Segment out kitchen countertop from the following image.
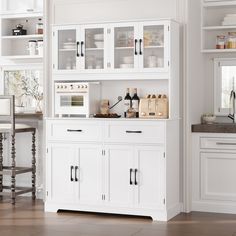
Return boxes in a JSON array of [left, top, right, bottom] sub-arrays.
[[192, 123, 236, 133]]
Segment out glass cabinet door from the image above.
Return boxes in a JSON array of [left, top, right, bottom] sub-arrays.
[[113, 24, 138, 70], [57, 28, 78, 71], [140, 23, 168, 71], [80, 27, 105, 70]]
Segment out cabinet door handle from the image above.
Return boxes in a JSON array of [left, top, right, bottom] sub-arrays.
[[130, 169, 133, 185], [216, 142, 236, 146], [75, 166, 79, 182], [77, 42, 80, 57], [134, 169, 138, 185], [126, 130, 142, 134], [134, 39, 138, 55], [81, 41, 84, 57], [70, 166, 74, 182], [139, 39, 143, 55], [67, 129, 82, 132]]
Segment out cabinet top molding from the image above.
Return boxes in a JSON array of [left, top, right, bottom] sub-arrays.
[[52, 18, 179, 27]]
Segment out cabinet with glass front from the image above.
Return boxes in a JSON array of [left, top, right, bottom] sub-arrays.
[[52, 20, 172, 74]]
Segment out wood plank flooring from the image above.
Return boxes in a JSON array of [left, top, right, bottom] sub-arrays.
[[0, 197, 236, 236]]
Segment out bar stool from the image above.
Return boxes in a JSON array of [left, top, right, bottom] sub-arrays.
[[0, 95, 36, 204]]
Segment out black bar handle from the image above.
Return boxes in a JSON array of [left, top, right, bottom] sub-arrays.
[[77, 42, 80, 57], [130, 169, 133, 185], [139, 39, 143, 55], [134, 169, 138, 185], [134, 39, 138, 55], [81, 41, 84, 57], [75, 166, 78, 182], [70, 166, 74, 182], [67, 129, 82, 132], [126, 131, 142, 134]]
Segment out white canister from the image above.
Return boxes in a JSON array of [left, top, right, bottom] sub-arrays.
[[27, 40, 37, 55], [37, 40, 44, 56]]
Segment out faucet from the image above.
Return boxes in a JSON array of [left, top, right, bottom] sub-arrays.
[[228, 77, 236, 123]]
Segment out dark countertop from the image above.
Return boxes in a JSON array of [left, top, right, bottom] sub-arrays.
[[192, 123, 236, 133], [15, 113, 43, 120]]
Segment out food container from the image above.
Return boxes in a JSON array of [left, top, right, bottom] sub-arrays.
[[12, 24, 27, 36], [227, 32, 236, 49], [37, 40, 43, 56], [36, 18, 43, 34], [216, 35, 226, 49], [27, 40, 37, 55]]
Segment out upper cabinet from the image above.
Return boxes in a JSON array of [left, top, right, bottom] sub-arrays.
[[1, 0, 43, 16], [52, 20, 172, 76]]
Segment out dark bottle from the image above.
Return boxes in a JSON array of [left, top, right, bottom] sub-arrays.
[[124, 88, 132, 118], [131, 88, 140, 118]]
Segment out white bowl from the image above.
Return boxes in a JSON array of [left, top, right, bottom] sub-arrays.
[[94, 34, 104, 40], [123, 56, 133, 64], [95, 41, 104, 48]]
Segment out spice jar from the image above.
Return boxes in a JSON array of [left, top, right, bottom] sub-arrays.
[[36, 18, 43, 34], [227, 32, 236, 49], [216, 35, 225, 49]]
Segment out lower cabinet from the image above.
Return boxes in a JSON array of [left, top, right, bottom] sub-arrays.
[[192, 133, 236, 214], [47, 143, 102, 206], [45, 119, 180, 221]]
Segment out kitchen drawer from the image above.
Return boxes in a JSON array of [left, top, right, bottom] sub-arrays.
[[47, 120, 102, 142], [104, 121, 165, 144], [200, 137, 236, 150]]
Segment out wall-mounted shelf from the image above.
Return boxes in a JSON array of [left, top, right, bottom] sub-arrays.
[[1, 12, 43, 20], [201, 0, 236, 53], [2, 55, 43, 60], [2, 34, 43, 40]]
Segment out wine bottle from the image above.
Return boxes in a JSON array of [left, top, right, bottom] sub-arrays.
[[132, 88, 140, 118], [124, 88, 132, 118]]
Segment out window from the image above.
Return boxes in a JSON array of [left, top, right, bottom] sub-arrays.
[[214, 58, 236, 116], [0, 65, 43, 113]]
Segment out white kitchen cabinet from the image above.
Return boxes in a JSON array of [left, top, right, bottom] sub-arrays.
[[192, 133, 236, 214], [45, 119, 180, 221], [46, 143, 102, 206], [53, 24, 109, 71], [1, 0, 43, 15], [47, 144, 76, 204], [52, 20, 173, 75], [104, 145, 134, 207], [134, 146, 165, 209]]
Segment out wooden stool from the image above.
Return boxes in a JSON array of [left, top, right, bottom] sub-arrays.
[[0, 96, 36, 204]]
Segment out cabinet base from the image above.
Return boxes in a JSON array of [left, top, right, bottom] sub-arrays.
[[44, 202, 181, 221]]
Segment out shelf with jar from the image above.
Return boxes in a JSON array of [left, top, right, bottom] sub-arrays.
[[1, 17, 44, 59], [201, 0, 236, 53]]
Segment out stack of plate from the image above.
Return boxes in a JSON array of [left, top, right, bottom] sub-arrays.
[[222, 14, 236, 26], [94, 34, 104, 48], [63, 42, 76, 50]]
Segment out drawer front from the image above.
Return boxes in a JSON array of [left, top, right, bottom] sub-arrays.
[[200, 137, 236, 150], [47, 120, 102, 142], [105, 121, 165, 144]]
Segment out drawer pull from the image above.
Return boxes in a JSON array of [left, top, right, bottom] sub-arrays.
[[216, 142, 236, 146], [67, 129, 83, 132], [126, 131, 142, 134]]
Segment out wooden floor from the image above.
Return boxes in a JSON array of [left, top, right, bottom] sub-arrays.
[[0, 198, 236, 236]]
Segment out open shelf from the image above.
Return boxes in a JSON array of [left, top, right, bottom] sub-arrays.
[[202, 25, 236, 30], [115, 47, 134, 50], [1, 12, 43, 19], [2, 55, 43, 60], [202, 49, 236, 53], [2, 34, 43, 39]]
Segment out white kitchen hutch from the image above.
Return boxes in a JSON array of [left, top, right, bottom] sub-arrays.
[[45, 19, 180, 221]]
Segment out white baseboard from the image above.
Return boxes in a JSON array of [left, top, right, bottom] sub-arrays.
[[192, 201, 236, 214]]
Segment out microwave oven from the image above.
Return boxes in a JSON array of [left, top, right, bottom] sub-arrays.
[[54, 82, 100, 117]]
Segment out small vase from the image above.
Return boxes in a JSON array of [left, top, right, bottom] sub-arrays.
[[35, 99, 42, 113]]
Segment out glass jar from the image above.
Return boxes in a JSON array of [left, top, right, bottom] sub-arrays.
[[227, 32, 236, 49], [216, 35, 226, 49], [36, 18, 43, 35]]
